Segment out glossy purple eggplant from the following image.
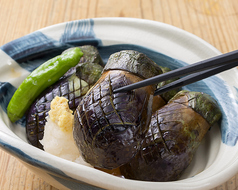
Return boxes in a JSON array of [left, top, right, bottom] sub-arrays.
[[26, 45, 104, 149], [120, 90, 222, 181], [73, 50, 163, 169]]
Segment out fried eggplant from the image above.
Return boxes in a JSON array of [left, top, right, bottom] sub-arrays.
[[120, 90, 222, 181], [73, 50, 163, 169]]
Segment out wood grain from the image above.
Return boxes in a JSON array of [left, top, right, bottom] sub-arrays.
[[0, 0, 238, 189]]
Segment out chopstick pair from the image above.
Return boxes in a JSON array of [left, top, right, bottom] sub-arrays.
[[113, 50, 238, 96]]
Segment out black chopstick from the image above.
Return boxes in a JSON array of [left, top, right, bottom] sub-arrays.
[[113, 50, 238, 94], [154, 61, 238, 96]]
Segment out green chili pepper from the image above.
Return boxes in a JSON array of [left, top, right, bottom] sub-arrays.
[[7, 47, 83, 123]]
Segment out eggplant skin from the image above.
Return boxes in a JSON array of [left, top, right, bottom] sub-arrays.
[[26, 45, 104, 149], [103, 50, 163, 79], [74, 70, 155, 169], [120, 90, 222, 181], [169, 90, 222, 126], [73, 50, 163, 169]]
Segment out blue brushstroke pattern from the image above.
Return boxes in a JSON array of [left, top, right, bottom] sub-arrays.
[[0, 82, 26, 126], [0, 31, 71, 72], [60, 19, 102, 47], [50, 174, 105, 190], [0, 82, 16, 113], [0, 19, 101, 72], [0, 139, 67, 177], [0, 31, 60, 61], [0, 138, 105, 189]]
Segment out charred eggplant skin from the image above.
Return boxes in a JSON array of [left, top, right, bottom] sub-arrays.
[[73, 50, 163, 169], [26, 45, 104, 149], [169, 90, 222, 126], [120, 90, 222, 181], [103, 50, 163, 79]]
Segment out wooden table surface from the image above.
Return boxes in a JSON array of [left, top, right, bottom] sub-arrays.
[[1, 0, 238, 189]]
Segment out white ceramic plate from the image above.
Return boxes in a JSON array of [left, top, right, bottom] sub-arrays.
[[0, 17, 238, 190]]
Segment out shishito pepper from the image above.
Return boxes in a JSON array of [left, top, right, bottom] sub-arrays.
[[120, 90, 222, 181], [7, 47, 83, 123]]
